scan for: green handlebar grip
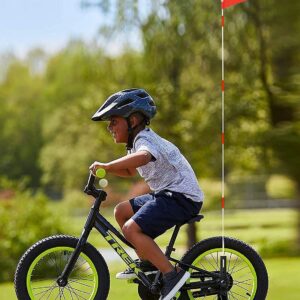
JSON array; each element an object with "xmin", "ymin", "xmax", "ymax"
[{"xmin": 96, "ymin": 168, "xmax": 106, "ymax": 178}]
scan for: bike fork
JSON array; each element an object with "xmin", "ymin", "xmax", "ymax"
[{"xmin": 57, "ymin": 208, "xmax": 95, "ymax": 286}]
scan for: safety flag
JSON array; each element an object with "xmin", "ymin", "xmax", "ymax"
[{"xmin": 222, "ymin": 0, "xmax": 247, "ymax": 9}]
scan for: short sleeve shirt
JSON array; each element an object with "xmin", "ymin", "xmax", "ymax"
[{"xmin": 130, "ymin": 128, "xmax": 204, "ymax": 202}]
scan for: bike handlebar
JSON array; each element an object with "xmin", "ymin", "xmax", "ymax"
[{"xmin": 87, "ymin": 172, "xmax": 96, "ymax": 190}]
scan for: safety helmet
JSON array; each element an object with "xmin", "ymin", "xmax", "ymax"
[{"xmin": 91, "ymin": 88, "xmax": 156, "ymax": 122}]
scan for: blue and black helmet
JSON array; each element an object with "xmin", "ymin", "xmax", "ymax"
[{"xmin": 92, "ymin": 88, "xmax": 156, "ymax": 122}]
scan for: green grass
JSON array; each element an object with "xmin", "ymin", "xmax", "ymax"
[{"xmin": 3, "ymin": 257, "xmax": 300, "ymax": 299}]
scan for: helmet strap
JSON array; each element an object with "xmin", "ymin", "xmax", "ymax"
[
  {"xmin": 125, "ymin": 116, "xmax": 148, "ymax": 151},
  {"xmin": 126, "ymin": 118, "xmax": 134, "ymax": 151}
]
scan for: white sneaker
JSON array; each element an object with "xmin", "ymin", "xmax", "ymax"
[{"xmin": 116, "ymin": 260, "xmax": 158, "ymax": 280}]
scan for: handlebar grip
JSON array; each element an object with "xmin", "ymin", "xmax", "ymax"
[{"xmin": 87, "ymin": 172, "xmax": 96, "ymax": 190}]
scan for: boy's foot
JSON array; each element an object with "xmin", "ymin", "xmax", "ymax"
[
  {"xmin": 116, "ymin": 259, "xmax": 158, "ymax": 280},
  {"xmin": 159, "ymin": 269, "xmax": 190, "ymax": 300}
]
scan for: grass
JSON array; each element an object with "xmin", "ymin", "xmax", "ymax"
[
  {"xmin": 64, "ymin": 207, "xmax": 297, "ymax": 256},
  {"xmin": 2, "ymin": 257, "xmax": 300, "ymax": 299}
]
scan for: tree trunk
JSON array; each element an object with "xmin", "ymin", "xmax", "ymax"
[
  {"xmin": 186, "ymin": 223, "xmax": 197, "ymax": 249},
  {"xmin": 296, "ymin": 182, "xmax": 300, "ymax": 252}
]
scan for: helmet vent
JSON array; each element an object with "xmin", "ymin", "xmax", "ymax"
[
  {"xmin": 138, "ymin": 92, "xmax": 148, "ymax": 98},
  {"xmin": 118, "ymin": 98, "xmax": 134, "ymax": 108}
]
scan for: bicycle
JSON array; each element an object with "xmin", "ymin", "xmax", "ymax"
[{"xmin": 14, "ymin": 172, "xmax": 268, "ymax": 300}]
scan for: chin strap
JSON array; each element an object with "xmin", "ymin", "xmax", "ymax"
[{"xmin": 126, "ymin": 118, "xmax": 134, "ymax": 151}]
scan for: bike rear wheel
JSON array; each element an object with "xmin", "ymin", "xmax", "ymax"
[
  {"xmin": 179, "ymin": 237, "xmax": 268, "ymax": 300},
  {"xmin": 14, "ymin": 235, "xmax": 110, "ymax": 300}
]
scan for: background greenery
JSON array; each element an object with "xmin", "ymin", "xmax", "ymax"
[{"xmin": 0, "ymin": 0, "xmax": 299, "ymax": 298}]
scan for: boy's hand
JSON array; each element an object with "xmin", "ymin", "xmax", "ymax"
[{"xmin": 89, "ymin": 161, "xmax": 107, "ymax": 175}]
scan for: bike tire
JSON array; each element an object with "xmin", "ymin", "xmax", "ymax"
[
  {"xmin": 14, "ymin": 235, "xmax": 110, "ymax": 300},
  {"xmin": 178, "ymin": 236, "xmax": 268, "ymax": 300}
]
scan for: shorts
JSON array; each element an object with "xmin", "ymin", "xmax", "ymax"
[{"xmin": 129, "ymin": 190, "xmax": 202, "ymax": 239}]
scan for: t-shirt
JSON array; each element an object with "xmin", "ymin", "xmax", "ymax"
[{"xmin": 130, "ymin": 128, "xmax": 204, "ymax": 202}]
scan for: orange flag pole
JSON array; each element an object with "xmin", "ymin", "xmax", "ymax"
[{"xmin": 220, "ymin": 0, "xmax": 248, "ymax": 253}]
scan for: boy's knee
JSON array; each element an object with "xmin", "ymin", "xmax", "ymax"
[
  {"xmin": 114, "ymin": 203, "xmax": 122, "ymax": 220},
  {"xmin": 114, "ymin": 201, "xmax": 133, "ymax": 222},
  {"xmin": 122, "ymin": 220, "xmax": 140, "ymax": 241}
]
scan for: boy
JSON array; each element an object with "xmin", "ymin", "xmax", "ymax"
[{"xmin": 89, "ymin": 88, "xmax": 204, "ymax": 300}]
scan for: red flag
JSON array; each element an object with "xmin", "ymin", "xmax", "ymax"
[{"xmin": 222, "ymin": 0, "xmax": 247, "ymax": 9}]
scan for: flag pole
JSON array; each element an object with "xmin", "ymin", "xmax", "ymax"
[
  {"xmin": 220, "ymin": 0, "xmax": 247, "ymax": 254},
  {"xmin": 221, "ymin": 0, "xmax": 225, "ymax": 254}
]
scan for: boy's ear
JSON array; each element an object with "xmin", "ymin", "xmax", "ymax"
[{"xmin": 129, "ymin": 114, "xmax": 138, "ymax": 127}]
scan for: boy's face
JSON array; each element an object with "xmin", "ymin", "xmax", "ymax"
[{"xmin": 107, "ymin": 116, "xmax": 129, "ymax": 143}]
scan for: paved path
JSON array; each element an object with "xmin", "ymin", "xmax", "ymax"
[{"xmin": 98, "ymin": 248, "xmax": 138, "ymax": 262}]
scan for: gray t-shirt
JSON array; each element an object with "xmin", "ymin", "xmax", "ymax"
[{"xmin": 130, "ymin": 128, "xmax": 204, "ymax": 202}]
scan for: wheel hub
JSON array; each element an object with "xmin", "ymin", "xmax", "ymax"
[{"xmin": 57, "ymin": 277, "xmax": 68, "ymax": 287}]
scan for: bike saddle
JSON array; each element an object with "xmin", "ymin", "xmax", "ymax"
[{"xmin": 187, "ymin": 214, "xmax": 204, "ymax": 224}]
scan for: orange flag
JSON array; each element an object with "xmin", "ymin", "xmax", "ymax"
[{"xmin": 222, "ymin": 0, "xmax": 247, "ymax": 9}]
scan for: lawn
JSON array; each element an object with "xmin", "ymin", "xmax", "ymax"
[
  {"xmin": 64, "ymin": 207, "xmax": 297, "ymax": 256},
  {"xmin": 2, "ymin": 257, "xmax": 300, "ymax": 299}
]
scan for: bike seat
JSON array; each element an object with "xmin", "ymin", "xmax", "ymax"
[{"xmin": 187, "ymin": 214, "xmax": 204, "ymax": 224}]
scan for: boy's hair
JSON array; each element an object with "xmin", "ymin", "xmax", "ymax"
[{"xmin": 130, "ymin": 112, "xmax": 150, "ymax": 126}]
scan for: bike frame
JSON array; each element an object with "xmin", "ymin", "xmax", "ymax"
[{"xmin": 58, "ymin": 173, "xmax": 226, "ymax": 298}]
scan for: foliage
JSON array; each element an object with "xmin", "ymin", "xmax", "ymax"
[
  {"xmin": 0, "ymin": 0, "xmax": 298, "ymax": 193},
  {"xmin": 0, "ymin": 0, "xmax": 299, "ymax": 257},
  {"xmin": 266, "ymin": 175, "xmax": 297, "ymax": 199},
  {"xmin": 0, "ymin": 191, "xmax": 65, "ymax": 282}
]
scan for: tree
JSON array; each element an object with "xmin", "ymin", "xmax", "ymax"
[{"xmin": 245, "ymin": 0, "xmax": 300, "ymax": 248}]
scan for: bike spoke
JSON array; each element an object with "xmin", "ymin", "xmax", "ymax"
[
  {"xmin": 66, "ymin": 285, "xmax": 81, "ymax": 300},
  {"xmin": 68, "ymin": 279, "xmax": 93, "ymax": 288},
  {"xmin": 36, "ymin": 282, "xmax": 57, "ymax": 299},
  {"xmin": 66, "ymin": 285, "xmax": 87, "ymax": 300},
  {"xmin": 228, "ymin": 290, "xmax": 239, "ymax": 300},
  {"xmin": 229, "ymin": 289, "xmax": 249, "ymax": 299}
]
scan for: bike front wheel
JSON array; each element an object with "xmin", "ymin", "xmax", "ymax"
[
  {"xmin": 14, "ymin": 235, "xmax": 110, "ymax": 300},
  {"xmin": 179, "ymin": 236, "xmax": 268, "ymax": 300}
]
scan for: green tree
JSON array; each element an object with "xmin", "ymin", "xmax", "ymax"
[
  {"xmin": 245, "ymin": 0, "xmax": 300, "ymax": 247},
  {"xmin": 0, "ymin": 60, "xmax": 44, "ymax": 187}
]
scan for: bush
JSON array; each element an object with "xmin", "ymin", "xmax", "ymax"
[
  {"xmin": 63, "ymin": 188, "xmax": 93, "ymax": 215},
  {"xmin": 0, "ymin": 190, "xmax": 65, "ymax": 282},
  {"xmin": 266, "ymin": 175, "xmax": 297, "ymax": 199}
]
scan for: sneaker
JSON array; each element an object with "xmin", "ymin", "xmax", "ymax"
[
  {"xmin": 159, "ymin": 269, "xmax": 190, "ymax": 300},
  {"xmin": 116, "ymin": 259, "xmax": 158, "ymax": 280}
]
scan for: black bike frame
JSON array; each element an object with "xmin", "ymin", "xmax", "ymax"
[{"xmin": 58, "ymin": 173, "xmax": 224, "ymax": 297}]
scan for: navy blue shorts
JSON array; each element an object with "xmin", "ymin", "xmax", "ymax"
[{"xmin": 129, "ymin": 190, "xmax": 202, "ymax": 239}]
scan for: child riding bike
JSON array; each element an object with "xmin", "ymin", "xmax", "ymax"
[{"xmin": 89, "ymin": 88, "xmax": 204, "ymax": 300}]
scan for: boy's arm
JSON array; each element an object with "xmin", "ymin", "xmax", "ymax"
[{"xmin": 90, "ymin": 150, "xmax": 152, "ymax": 177}]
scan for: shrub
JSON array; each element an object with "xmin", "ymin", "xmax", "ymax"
[
  {"xmin": 266, "ymin": 174, "xmax": 297, "ymax": 199},
  {"xmin": 0, "ymin": 190, "xmax": 64, "ymax": 282}
]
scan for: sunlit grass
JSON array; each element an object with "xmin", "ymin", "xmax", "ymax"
[{"xmin": 64, "ymin": 207, "xmax": 296, "ymax": 258}]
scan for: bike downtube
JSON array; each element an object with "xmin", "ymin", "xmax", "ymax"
[{"xmin": 95, "ymin": 224, "xmax": 152, "ymax": 289}]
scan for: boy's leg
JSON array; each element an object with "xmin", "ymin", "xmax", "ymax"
[
  {"xmin": 122, "ymin": 219, "xmax": 173, "ymax": 274},
  {"xmin": 114, "ymin": 201, "xmax": 134, "ymax": 229},
  {"xmin": 114, "ymin": 200, "xmax": 158, "ymax": 279},
  {"xmin": 114, "ymin": 201, "xmax": 147, "ymax": 259},
  {"xmin": 123, "ymin": 218, "xmax": 190, "ymax": 300}
]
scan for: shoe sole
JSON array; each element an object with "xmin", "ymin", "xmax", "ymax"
[
  {"xmin": 159, "ymin": 271, "xmax": 190, "ymax": 300},
  {"xmin": 116, "ymin": 270, "xmax": 158, "ymax": 280}
]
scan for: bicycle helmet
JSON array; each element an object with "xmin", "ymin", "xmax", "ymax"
[
  {"xmin": 91, "ymin": 88, "xmax": 156, "ymax": 122},
  {"xmin": 92, "ymin": 88, "xmax": 156, "ymax": 150}
]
